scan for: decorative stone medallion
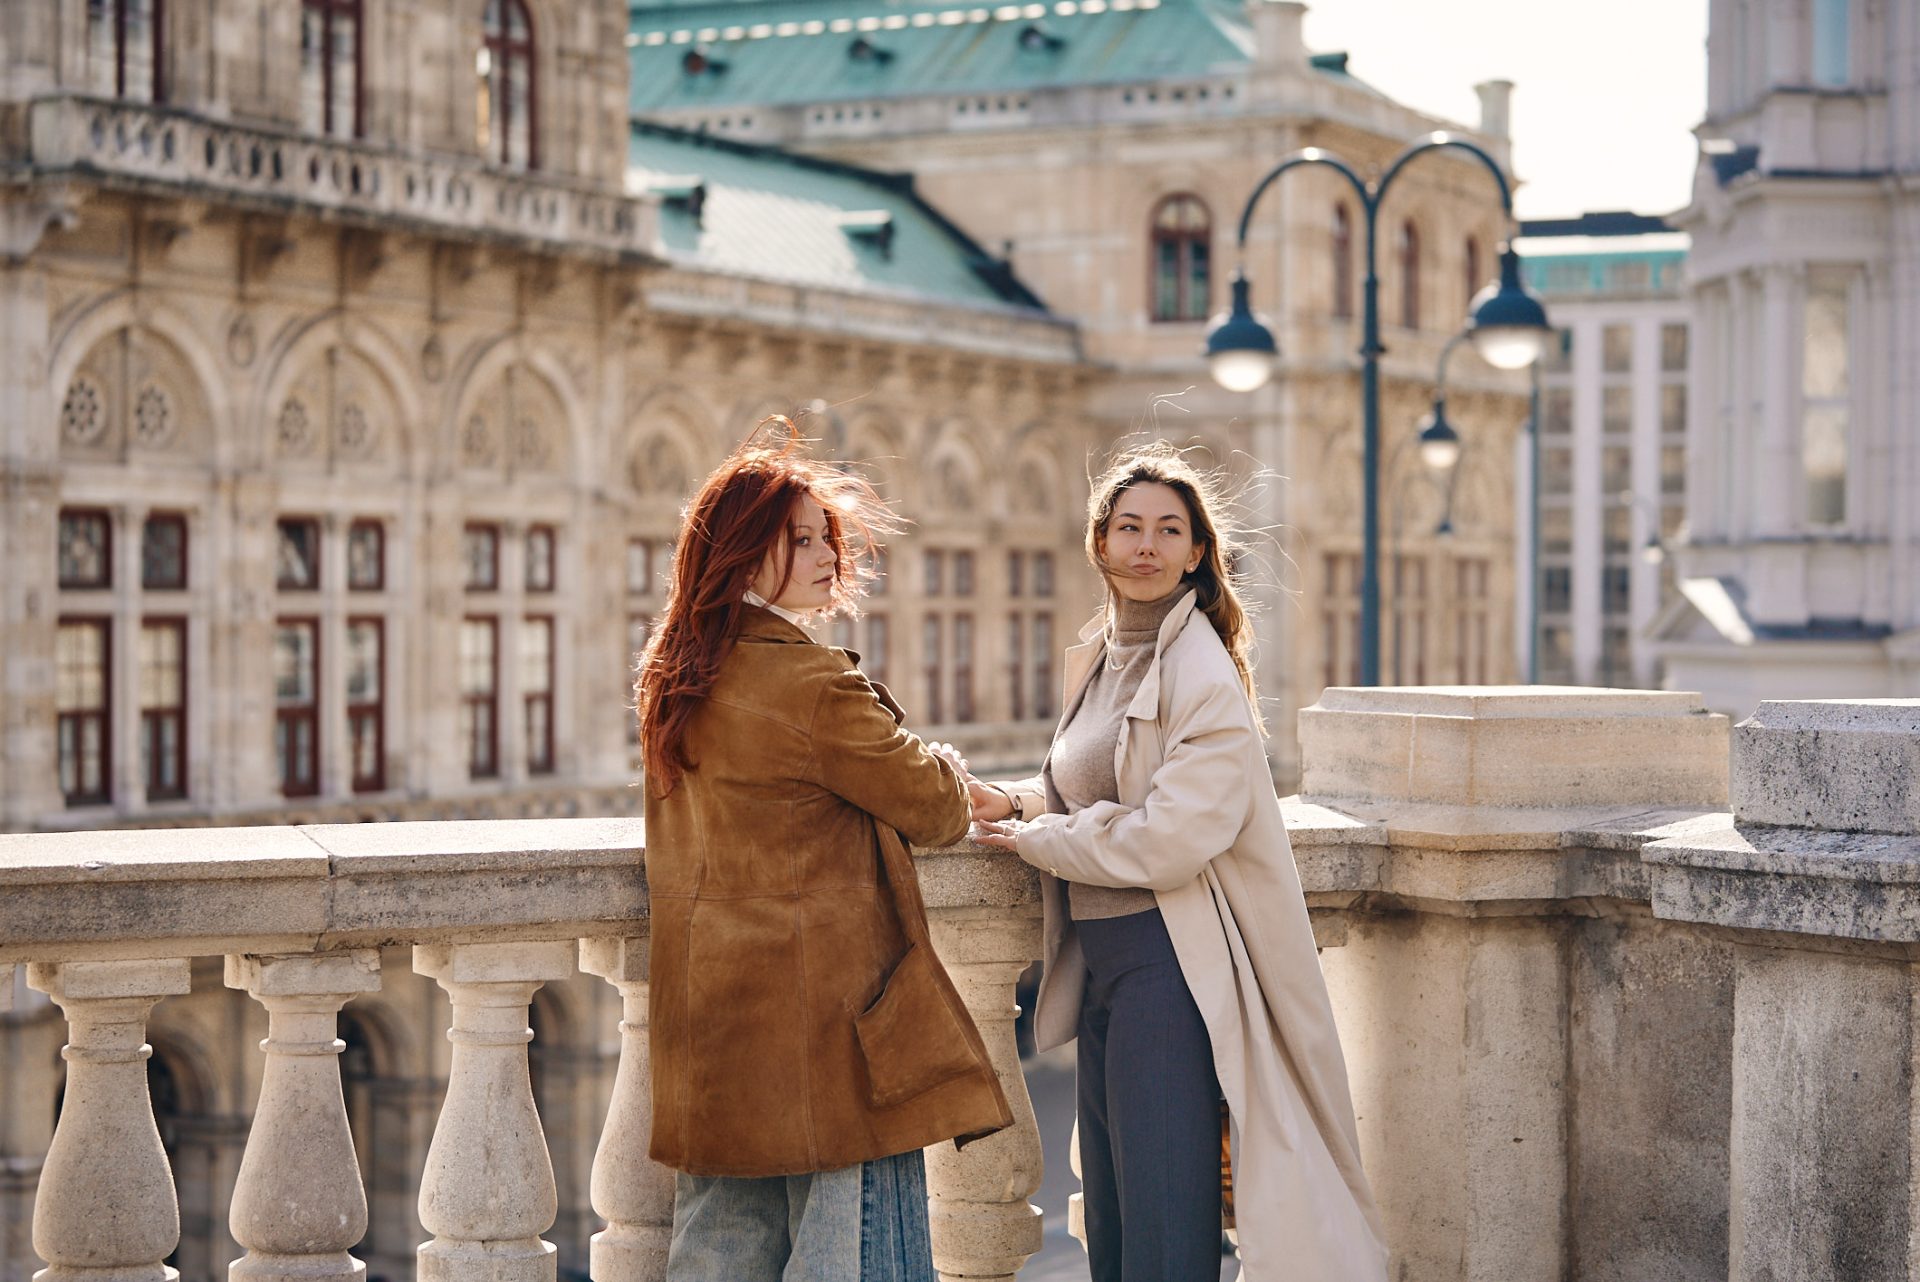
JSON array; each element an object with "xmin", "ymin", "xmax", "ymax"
[
  {"xmin": 512, "ymin": 417, "xmax": 549, "ymax": 469},
  {"xmin": 277, "ymin": 398, "xmax": 314, "ymax": 455},
  {"xmin": 337, "ymin": 402, "xmax": 373, "ymax": 456},
  {"xmin": 133, "ymin": 383, "xmax": 175, "ymax": 447},
  {"xmin": 60, "ymin": 377, "xmax": 107, "ymax": 446},
  {"xmin": 461, "ymin": 413, "xmax": 496, "ymax": 467}
]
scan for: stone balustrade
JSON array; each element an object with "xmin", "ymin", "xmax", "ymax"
[
  {"xmin": 20, "ymin": 94, "xmax": 654, "ymax": 260},
  {"xmin": 0, "ymin": 819, "xmax": 1042, "ymax": 1282},
  {"xmin": 4, "ymin": 690, "xmax": 1919, "ymax": 1281}
]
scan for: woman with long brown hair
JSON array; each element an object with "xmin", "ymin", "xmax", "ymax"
[
  {"xmin": 971, "ymin": 444, "xmax": 1388, "ymax": 1281},
  {"xmin": 635, "ymin": 426, "xmax": 1010, "ymax": 1280}
]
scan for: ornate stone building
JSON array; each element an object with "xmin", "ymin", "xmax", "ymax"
[
  {"xmin": 626, "ymin": 0, "xmax": 1534, "ymax": 782},
  {"xmin": 1652, "ymin": 0, "xmax": 1920, "ymax": 713}
]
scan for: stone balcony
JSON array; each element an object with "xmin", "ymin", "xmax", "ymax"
[
  {"xmin": 11, "ymin": 94, "xmax": 654, "ymax": 261},
  {"xmin": 1, "ymin": 688, "xmax": 1918, "ymax": 1281}
]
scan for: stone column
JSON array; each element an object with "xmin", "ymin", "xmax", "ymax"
[
  {"xmin": 27, "ymin": 958, "xmax": 194, "ymax": 1282},
  {"xmin": 923, "ymin": 910, "xmax": 1045, "ymax": 1282},
  {"xmin": 411, "ymin": 942, "xmax": 571, "ymax": 1282},
  {"xmin": 577, "ymin": 937, "xmax": 673, "ymax": 1282},
  {"xmin": 224, "ymin": 951, "xmax": 382, "ymax": 1282}
]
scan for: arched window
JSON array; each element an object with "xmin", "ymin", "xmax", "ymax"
[
  {"xmin": 478, "ymin": 0, "xmax": 537, "ymax": 169},
  {"xmin": 301, "ymin": 0, "xmax": 362, "ymax": 139},
  {"xmin": 85, "ymin": 0, "xmax": 164, "ymax": 102},
  {"xmin": 1149, "ymin": 194, "xmax": 1212, "ymax": 322},
  {"xmin": 1464, "ymin": 236, "xmax": 1482, "ymax": 311},
  {"xmin": 1332, "ymin": 203, "xmax": 1354, "ymax": 321},
  {"xmin": 1398, "ymin": 220, "xmax": 1421, "ymax": 330}
]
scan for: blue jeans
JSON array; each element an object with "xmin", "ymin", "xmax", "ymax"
[{"xmin": 666, "ymin": 1148, "xmax": 937, "ymax": 1282}]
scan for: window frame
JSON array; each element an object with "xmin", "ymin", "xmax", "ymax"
[
  {"xmin": 88, "ymin": 0, "xmax": 166, "ymax": 103},
  {"xmin": 56, "ymin": 615, "xmax": 113, "ymax": 808},
  {"xmin": 300, "ymin": 0, "xmax": 364, "ymax": 138},
  {"xmin": 140, "ymin": 512, "xmax": 188, "ymax": 591},
  {"xmin": 276, "ymin": 517, "xmax": 322, "ymax": 592},
  {"xmin": 1149, "ymin": 193, "xmax": 1213, "ymax": 323},
  {"xmin": 58, "ymin": 508, "xmax": 113, "ymax": 590},
  {"xmin": 464, "ymin": 522, "xmax": 501, "ymax": 592},
  {"xmin": 346, "ymin": 614, "xmax": 386, "ymax": 793},
  {"xmin": 461, "ymin": 615, "xmax": 501, "ymax": 780},
  {"xmin": 1332, "ymin": 203, "xmax": 1354, "ymax": 322},
  {"xmin": 1397, "ymin": 220, "xmax": 1421, "ymax": 330},
  {"xmin": 922, "ymin": 613, "xmax": 944, "ymax": 725},
  {"xmin": 523, "ymin": 613, "xmax": 555, "ymax": 776},
  {"xmin": 479, "ymin": 0, "xmax": 539, "ymax": 170},
  {"xmin": 274, "ymin": 616, "xmax": 322, "ymax": 798},
  {"xmin": 138, "ymin": 615, "xmax": 188, "ymax": 803},
  {"xmin": 952, "ymin": 611, "xmax": 975, "ymax": 724},
  {"xmin": 525, "ymin": 524, "xmax": 557, "ymax": 593},
  {"xmin": 347, "ymin": 519, "xmax": 385, "ymax": 592}
]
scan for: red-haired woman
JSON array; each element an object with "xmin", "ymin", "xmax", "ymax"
[{"xmin": 635, "ymin": 428, "xmax": 1011, "ymax": 1281}]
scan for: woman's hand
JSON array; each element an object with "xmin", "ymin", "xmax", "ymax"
[
  {"xmin": 971, "ymin": 818, "xmax": 1021, "ymax": 851},
  {"xmin": 926, "ymin": 740, "xmax": 969, "ymax": 777},
  {"xmin": 967, "ymin": 778, "xmax": 1014, "ymax": 823}
]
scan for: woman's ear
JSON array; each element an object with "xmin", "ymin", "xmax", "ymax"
[{"xmin": 1186, "ymin": 542, "xmax": 1206, "ymax": 575}]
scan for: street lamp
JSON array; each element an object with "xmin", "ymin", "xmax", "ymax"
[{"xmin": 1206, "ymin": 133, "xmax": 1552, "ymax": 685}]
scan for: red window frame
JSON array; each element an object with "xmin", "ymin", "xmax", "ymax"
[
  {"xmin": 275, "ymin": 617, "xmax": 321, "ymax": 798},
  {"xmin": 88, "ymin": 0, "xmax": 166, "ymax": 102},
  {"xmin": 347, "ymin": 519, "xmax": 384, "ymax": 592},
  {"xmin": 141, "ymin": 513, "xmax": 188, "ymax": 591},
  {"xmin": 56, "ymin": 616, "xmax": 112, "ymax": 807},
  {"xmin": 922, "ymin": 613, "xmax": 943, "ymax": 725},
  {"xmin": 525, "ymin": 524, "xmax": 556, "ymax": 593},
  {"xmin": 300, "ymin": 0, "xmax": 363, "ymax": 138},
  {"xmin": 953, "ymin": 611, "xmax": 975, "ymax": 724},
  {"xmin": 277, "ymin": 518, "xmax": 321, "ymax": 591},
  {"xmin": 523, "ymin": 614, "xmax": 555, "ymax": 776},
  {"xmin": 1007, "ymin": 612, "xmax": 1026, "ymax": 721},
  {"xmin": 1007, "ymin": 550, "xmax": 1025, "ymax": 598},
  {"xmin": 464, "ymin": 523, "xmax": 500, "ymax": 592},
  {"xmin": 1030, "ymin": 612, "xmax": 1055, "ymax": 721},
  {"xmin": 481, "ymin": 0, "xmax": 538, "ymax": 169},
  {"xmin": 139, "ymin": 616, "xmax": 187, "ymax": 802},
  {"xmin": 58, "ymin": 508, "xmax": 113, "ymax": 590},
  {"xmin": 346, "ymin": 616, "xmax": 385, "ymax": 792},
  {"xmin": 1149, "ymin": 193, "xmax": 1212, "ymax": 322},
  {"xmin": 461, "ymin": 615, "xmax": 500, "ymax": 779}
]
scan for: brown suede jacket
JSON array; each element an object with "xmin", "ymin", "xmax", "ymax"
[{"xmin": 645, "ymin": 606, "xmax": 1012, "ymax": 1176}]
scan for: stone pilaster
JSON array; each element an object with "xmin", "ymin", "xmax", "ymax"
[{"xmin": 27, "ymin": 958, "xmax": 194, "ymax": 1282}]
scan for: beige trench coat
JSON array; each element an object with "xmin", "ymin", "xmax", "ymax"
[{"xmin": 1004, "ymin": 590, "xmax": 1389, "ymax": 1281}]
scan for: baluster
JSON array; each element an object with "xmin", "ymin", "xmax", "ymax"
[
  {"xmin": 924, "ymin": 913, "xmax": 1045, "ymax": 1282},
  {"xmin": 578, "ymin": 936, "xmax": 675, "ymax": 1282},
  {"xmin": 28, "ymin": 958, "xmax": 193, "ymax": 1282},
  {"xmin": 411, "ymin": 942, "xmax": 572, "ymax": 1282},
  {"xmin": 224, "ymin": 951, "xmax": 381, "ymax": 1282}
]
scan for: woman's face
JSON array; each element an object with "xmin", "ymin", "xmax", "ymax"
[
  {"xmin": 749, "ymin": 493, "xmax": 838, "ymax": 612},
  {"xmin": 1098, "ymin": 481, "xmax": 1203, "ymax": 603}
]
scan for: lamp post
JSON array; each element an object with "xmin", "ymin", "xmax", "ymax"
[{"xmin": 1205, "ymin": 132, "xmax": 1552, "ymax": 685}]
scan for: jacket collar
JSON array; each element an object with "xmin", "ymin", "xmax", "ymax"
[
  {"xmin": 735, "ymin": 603, "xmax": 815, "ymax": 645},
  {"xmin": 1060, "ymin": 587, "xmax": 1200, "ymax": 719}
]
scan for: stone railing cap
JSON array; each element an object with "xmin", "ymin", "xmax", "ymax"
[
  {"xmin": 1312, "ymin": 686, "xmax": 1713, "ymax": 719},
  {"xmin": 1733, "ymin": 697, "xmax": 1920, "ymax": 835}
]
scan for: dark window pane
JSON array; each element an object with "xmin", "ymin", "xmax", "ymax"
[
  {"xmin": 59, "ymin": 511, "xmax": 111, "ymax": 589},
  {"xmin": 347, "ymin": 521, "xmax": 384, "ymax": 591},
  {"xmin": 276, "ymin": 520, "xmax": 320, "ymax": 590},
  {"xmin": 464, "ymin": 525, "xmax": 499, "ymax": 591},
  {"xmin": 142, "ymin": 516, "xmax": 187, "ymax": 590}
]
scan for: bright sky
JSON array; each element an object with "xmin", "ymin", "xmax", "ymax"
[{"xmin": 1301, "ymin": 0, "xmax": 1708, "ymax": 220}]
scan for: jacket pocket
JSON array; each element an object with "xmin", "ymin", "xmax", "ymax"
[{"xmin": 854, "ymin": 943, "xmax": 982, "ymax": 1109}]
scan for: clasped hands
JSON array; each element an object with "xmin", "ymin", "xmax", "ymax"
[{"xmin": 926, "ymin": 740, "xmax": 1024, "ymax": 852}]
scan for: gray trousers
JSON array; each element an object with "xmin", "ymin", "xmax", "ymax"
[
  {"xmin": 667, "ymin": 1148, "xmax": 935, "ymax": 1282},
  {"xmin": 1076, "ymin": 908, "xmax": 1224, "ymax": 1282}
]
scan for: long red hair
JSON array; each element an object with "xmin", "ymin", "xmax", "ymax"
[{"xmin": 636, "ymin": 423, "xmax": 896, "ymax": 794}]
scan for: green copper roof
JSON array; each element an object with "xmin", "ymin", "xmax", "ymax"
[
  {"xmin": 626, "ymin": 0, "xmax": 1259, "ymax": 112},
  {"xmin": 629, "ymin": 121, "xmax": 1047, "ymax": 309}
]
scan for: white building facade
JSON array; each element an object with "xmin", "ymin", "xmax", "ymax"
[
  {"xmin": 1517, "ymin": 218, "xmax": 1689, "ymax": 688},
  {"xmin": 1653, "ymin": 0, "xmax": 1920, "ymax": 713}
]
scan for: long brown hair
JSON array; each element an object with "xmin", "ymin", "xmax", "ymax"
[
  {"xmin": 1086, "ymin": 444, "xmax": 1263, "ymax": 725},
  {"xmin": 636, "ymin": 423, "xmax": 896, "ymax": 793}
]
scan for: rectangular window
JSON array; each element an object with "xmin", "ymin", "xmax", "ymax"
[
  {"xmin": 1542, "ymin": 565, "xmax": 1572, "ymax": 615},
  {"xmin": 87, "ymin": 0, "xmax": 163, "ymax": 102},
  {"xmin": 523, "ymin": 616, "xmax": 554, "ymax": 775},
  {"xmin": 1803, "ymin": 275, "xmax": 1851, "ymax": 526},
  {"xmin": 626, "ymin": 614, "xmax": 652, "ymax": 746},
  {"xmin": 1602, "ymin": 323, "xmax": 1633, "ymax": 374},
  {"xmin": 1662, "ymin": 445, "xmax": 1686, "ymax": 496},
  {"xmin": 1007, "ymin": 550, "xmax": 1025, "ymax": 598},
  {"xmin": 1031, "ymin": 612, "xmax": 1055, "ymax": 719},
  {"xmin": 924, "ymin": 549, "xmax": 945, "ymax": 597},
  {"xmin": 346, "ymin": 617, "xmax": 384, "ymax": 792},
  {"xmin": 1661, "ymin": 384, "xmax": 1687, "ymax": 437},
  {"xmin": 1539, "ymin": 624, "xmax": 1574, "ymax": 683},
  {"xmin": 626, "ymin": 539, "xmax": 654, "ymax": 595},
  {"xmin": 1321, "ymin": 553, "xmax": 1362, "ymax": 691},
  {"xmin": 141, "ymin": 514, "xmax": 187, "ymax": 590},
  {"xmin": 870, "ymin": 547, "xmax": 889, "ymax": 597},
  {"xmin": 56, "ymin": 618, "xmax": 111, "ymax": 806},
  {"xmin": 1391, "ymin": 556, "xmax": 1427, "ymax": 686},
  {"xmin": 1604, "ymin": 505, "xmax": 1633, "ymax": 554},
  {"xmin": 1452, "ymin": 559, "xmax": 1491, "ymax": 685},
  {"xmin": 139, "ymin": 619, "xmax": 186, "ymax": 801},
  {"xmin": 865, "ymin": 614, "xmax": 891, "ymax": 687},
  {"xmin": 525, "ymin": 525, "xmax": 556, "ymax": 593},
  {"xmin": 300, "ymin": 0, "xmax": 362, "ymax": 138},
  {"xmin": 1660, "ymin": 323, "xmax": 1689, "ymax": 373},
  {"xmin": 1545, "ymin": 327, "xmax": 1574, "ymax": 374},
  {"xmin": 1541, "ymin": 505, "xmax": 1573, "ymax": 555},
  {"xmin": 953, "ymin": 612, "xmax": 975, "ymax": 724},
  {"xmin": 1033, "ymin": 551, "xmax": 1055, "ymax": 597},
  {"xmin": 1603, "ymin": 385, "xmax": 1633, "ymax": 436},
  {"xmin": 277, "ymin": 518, "xmax": 321, "ymax": 591},
  {"xmin": 59, "ymin": 509, "xmax": 112, "ymax": 589},
  {"xmin": 953, "ymin": 550, "xmax": 975, "ymax": 597},
  {"xmin": 274, "ymin": 618, "xmax": 320, "ymax": 797},
  {"xmin": 1542, "ymin": 445, "xmax": 1574, "ymax": 496},
  {"xmin": 1543, "ymin": 386, "xmax": 1574, "ymax": 436},
  {"xmin": 460, "ymin": 617, "xmax": 499, "ymax": 778},
  {"xmin": 1812, "ymin": 0, "xmax": 1851, "ymax": 86},
  {"xmin": 464, "ymin": 524, "xmax": 500, "ymax": 592},
  {"xmin": 1603, "ymin": 445, "xmax": 1632, "ymax": 495},
  {"xmin": 922, "ymin": 614, "xmax": 944, "ymax": 724},
  {"xmin": 1600, "ymin": 626, "xmax": 1634, "ymax": 686},
  {"xmin": 347, "ymin": 520, "xmax": 384, "ymax": 591},
  {"xmin": 1007, "ymin": 613, "xmax": 1026, "ymax": 720},
  {"xmin": 1603, "ymin": 564, "xmax": 1632, "ymax": 615}
]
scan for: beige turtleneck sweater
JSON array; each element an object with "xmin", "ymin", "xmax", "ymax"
[{"xmin": 1045, "ymin": 589, "xmax": 1185, "ymax": 921}]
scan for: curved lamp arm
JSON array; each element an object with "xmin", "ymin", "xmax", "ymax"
[
  {"xmin": 1232, "ymin": 148, "xmax": 1372, "ymax": 249},
  {"xmin": 1376, "ymin": 131, "xmax": 1517, "ymax": 224}
]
